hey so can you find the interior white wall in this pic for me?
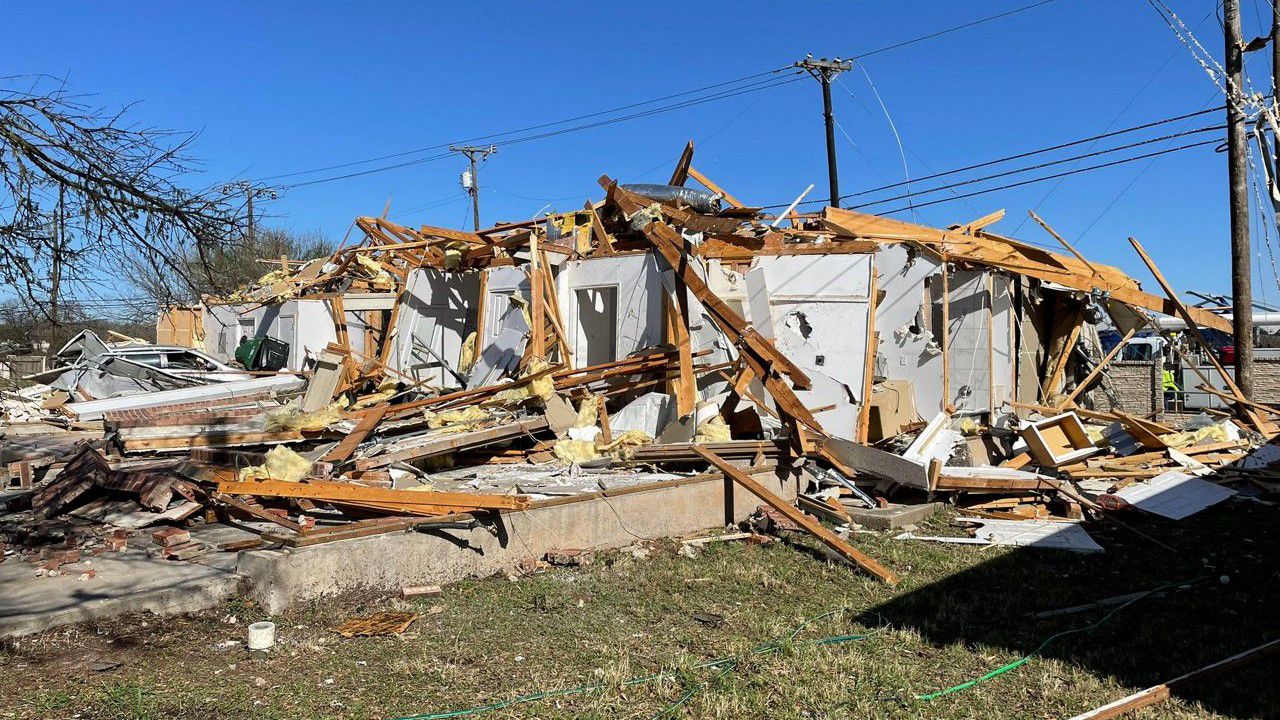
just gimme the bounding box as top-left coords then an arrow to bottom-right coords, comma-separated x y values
390,268 -> 480,387
744,254 -> 873,440
938,270 -> 1016,414
556,253 -> 663,369
202,300 -> 336,371
874,245 -> 945,417
202,304 -> 252,363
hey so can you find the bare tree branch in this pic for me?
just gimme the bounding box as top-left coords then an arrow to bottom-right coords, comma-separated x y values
0,76 -> 241,322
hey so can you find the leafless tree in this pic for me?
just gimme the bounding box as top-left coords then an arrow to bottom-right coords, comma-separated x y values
0,75 -> 240,324
130,227 -> 336,305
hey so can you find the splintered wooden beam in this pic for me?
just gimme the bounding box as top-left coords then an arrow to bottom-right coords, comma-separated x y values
1067,637 -> 1280,719
694,446 -> 898,585
210,491 -> 306,532
604,179 -> 822,436
1057,327 -> 1138,409
604,179 -> 809,388
1040,302 -> 1085,402
669,141 -> 695,186
529,231 -> 546,360
856,272 -> 880,443
322,403 -> 390,463
1028,210 -> 1103,278
686,166 -> 745,208
217,478 -> 529,511
585,202 -> 616,255
1128,236 -> 1272,435
663,284 -> 697,417
822,207 -> 1234,334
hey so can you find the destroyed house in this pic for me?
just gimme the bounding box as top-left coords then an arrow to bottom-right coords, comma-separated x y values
199,152 -> 1236,464
5,142 -> 1273,617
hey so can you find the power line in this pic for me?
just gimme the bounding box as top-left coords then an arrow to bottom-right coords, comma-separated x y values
257,68 -> 790,182
849,0 -> 1068,59
873,139 -> 1217,214
260,4 -> 1069,189
760,125 -> 1219,213
841,106 -> 1225,200
278,75 -> 805,190
849,124 -> 1223,209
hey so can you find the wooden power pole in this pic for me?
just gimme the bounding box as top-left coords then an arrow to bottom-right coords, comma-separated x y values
1273,0 -> 1280,204
1226,0 -> 1255,395
220,182 -> 279,245
450,144 -> 496,231
795,57 -> 852,207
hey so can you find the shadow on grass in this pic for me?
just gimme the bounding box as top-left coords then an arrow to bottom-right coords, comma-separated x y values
863,500 -> 1280,718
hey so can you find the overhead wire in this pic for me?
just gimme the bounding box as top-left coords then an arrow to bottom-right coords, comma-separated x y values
758,105 -> 1229,212
872,139 -> 1217,214
1011,7 -> 1219,234
847,0 -> 1067,59
1074,92 -> 1224,244
277,74 -> 805,190
257,68 -> 791,182
846,69 -> 915,219
840,106 -> 1224,200
849,124 -> 1224,209
259,3 -> 1071,190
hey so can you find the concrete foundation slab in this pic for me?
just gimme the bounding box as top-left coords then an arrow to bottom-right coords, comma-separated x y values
0,545 -> 242,638
239,470 -> 797,614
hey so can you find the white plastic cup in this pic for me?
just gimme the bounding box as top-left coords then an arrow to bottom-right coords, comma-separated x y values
247,621 -> 276,651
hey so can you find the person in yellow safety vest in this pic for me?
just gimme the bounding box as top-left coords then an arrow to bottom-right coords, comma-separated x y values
1162,363 -> 1182,410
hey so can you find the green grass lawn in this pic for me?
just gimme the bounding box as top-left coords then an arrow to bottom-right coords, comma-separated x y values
3,502 -> 1278,720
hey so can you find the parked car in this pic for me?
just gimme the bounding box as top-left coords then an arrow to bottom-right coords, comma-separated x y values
99,345 -> 254,382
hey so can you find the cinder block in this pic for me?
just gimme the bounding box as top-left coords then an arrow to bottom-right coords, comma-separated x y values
846,502 -> 942,531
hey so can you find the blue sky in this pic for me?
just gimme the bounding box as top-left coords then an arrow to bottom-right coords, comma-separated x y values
5,0 -> 1279,305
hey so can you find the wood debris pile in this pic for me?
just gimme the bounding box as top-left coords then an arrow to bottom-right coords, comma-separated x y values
2,141 -> 1274,586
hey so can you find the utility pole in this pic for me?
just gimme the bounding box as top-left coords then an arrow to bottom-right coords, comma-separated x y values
220,181 -> 279,244
50,185 -> 64,333
450,144 -> 496,230
1225,0 -> 1255,395
795,56 -> 852,207
1273,0 -> 1280,202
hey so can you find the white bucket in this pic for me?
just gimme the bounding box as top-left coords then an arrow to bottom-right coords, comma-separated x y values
247,621 -> 276,651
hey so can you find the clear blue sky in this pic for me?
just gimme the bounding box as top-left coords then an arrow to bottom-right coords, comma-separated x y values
5,0 -> 1278,305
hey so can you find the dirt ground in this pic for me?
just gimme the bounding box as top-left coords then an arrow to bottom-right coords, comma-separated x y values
2,502 -> 1278,720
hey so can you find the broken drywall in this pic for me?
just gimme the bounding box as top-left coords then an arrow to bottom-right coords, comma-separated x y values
742,254 -> 872,441
874,244 -> 945,416
202,299 -> 338,371
390,268 -> 480,388
555,253 -> 664,368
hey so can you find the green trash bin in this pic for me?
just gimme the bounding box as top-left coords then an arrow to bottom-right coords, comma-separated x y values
234,336 -> 264,369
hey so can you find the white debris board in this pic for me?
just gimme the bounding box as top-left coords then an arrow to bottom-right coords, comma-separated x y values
898,519 -> 1103,553
1112,471 -> 1235,520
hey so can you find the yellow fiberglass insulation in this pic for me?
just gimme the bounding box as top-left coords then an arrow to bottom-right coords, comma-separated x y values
265,399 -> 348,432
426,405 -> 491,432
693,415 -> 732,444
488,358 -> 557,407
458,332 -> 477,375
353,253 -> 396,290
238,446 -> 313,483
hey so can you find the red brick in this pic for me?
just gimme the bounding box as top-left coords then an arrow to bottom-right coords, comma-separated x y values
42,548 -> 80,564
151,528 -> 191,547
